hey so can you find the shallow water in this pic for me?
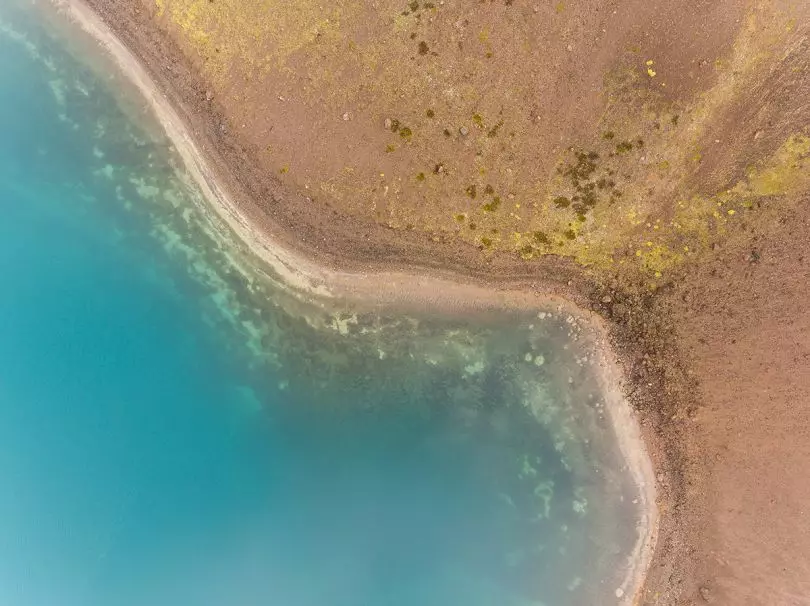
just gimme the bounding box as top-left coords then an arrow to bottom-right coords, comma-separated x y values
0,3 -> 640,605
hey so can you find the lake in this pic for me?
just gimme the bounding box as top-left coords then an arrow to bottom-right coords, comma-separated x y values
0,3 -> 643,604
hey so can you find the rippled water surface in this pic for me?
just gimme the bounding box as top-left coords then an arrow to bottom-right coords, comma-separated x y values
0,4 -> 640,605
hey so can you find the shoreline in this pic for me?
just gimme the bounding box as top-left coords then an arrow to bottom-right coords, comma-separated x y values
52,0 -> 659,602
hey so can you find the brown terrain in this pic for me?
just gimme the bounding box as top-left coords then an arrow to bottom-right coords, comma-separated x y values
68,0 -> 810,603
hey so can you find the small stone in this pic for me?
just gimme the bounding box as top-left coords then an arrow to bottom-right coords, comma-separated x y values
601,295 -> 612,304
754,129 -> 764,140
384,118 -> 392,129
615,587 -> 624,598
459,126 -> 469,136
343,112 -> 351,121
698,585 -> 713,602
205,90 -> 213,102
567,44 -> 573,51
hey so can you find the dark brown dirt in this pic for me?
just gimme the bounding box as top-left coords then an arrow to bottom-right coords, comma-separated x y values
658,196 -> 810,604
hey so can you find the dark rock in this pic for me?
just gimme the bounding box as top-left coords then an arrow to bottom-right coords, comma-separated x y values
699,585 -> 713,602
611,303 -> 628,317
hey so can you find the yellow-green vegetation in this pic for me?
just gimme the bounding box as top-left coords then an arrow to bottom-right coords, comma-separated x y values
155,0 -> 355,80
153,0 -> 810,287
511,131 -> 810,285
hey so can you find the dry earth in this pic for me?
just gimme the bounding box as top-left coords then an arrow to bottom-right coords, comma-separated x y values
66,0 -> 810,603
649,196 -> 810,605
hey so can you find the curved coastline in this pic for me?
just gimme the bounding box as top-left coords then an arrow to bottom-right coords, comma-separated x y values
50,0 -> 659,602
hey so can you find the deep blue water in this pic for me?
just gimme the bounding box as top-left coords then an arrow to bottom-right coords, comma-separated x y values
0,4 -> 639,605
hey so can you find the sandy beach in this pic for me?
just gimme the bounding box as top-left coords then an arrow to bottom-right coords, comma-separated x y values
48,0 -> 810,603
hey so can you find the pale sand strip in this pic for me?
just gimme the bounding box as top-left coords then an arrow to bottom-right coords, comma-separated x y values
50,0 -> 659,601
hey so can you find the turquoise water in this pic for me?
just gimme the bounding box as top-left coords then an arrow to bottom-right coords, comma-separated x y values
0,4 -> 640,605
